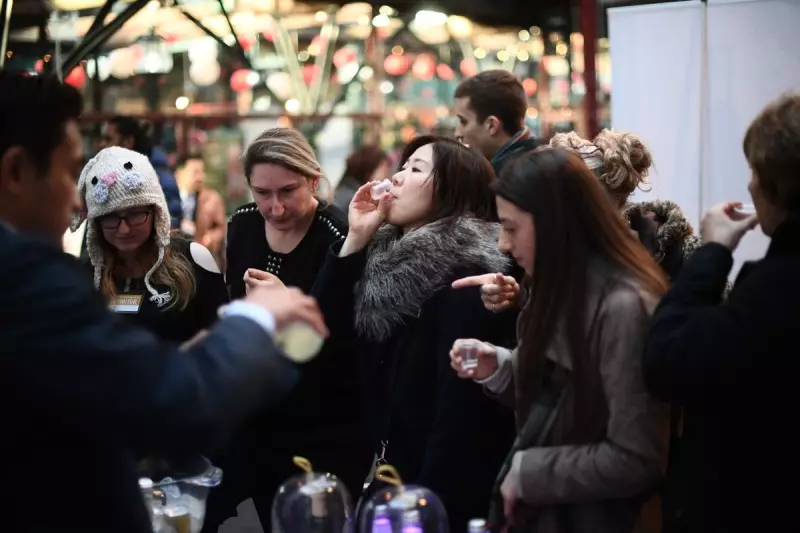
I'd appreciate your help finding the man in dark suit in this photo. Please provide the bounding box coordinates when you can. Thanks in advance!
[0,71,328,533]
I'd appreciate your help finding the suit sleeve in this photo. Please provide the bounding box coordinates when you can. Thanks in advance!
[516,287,668,505]
[2,243,299,456]
[643,243,797,406]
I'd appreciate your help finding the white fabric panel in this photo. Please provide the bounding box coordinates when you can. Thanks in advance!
[704,0,800,275]
[608,1,706,228]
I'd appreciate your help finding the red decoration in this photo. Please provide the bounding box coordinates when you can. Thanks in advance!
[459,58,478,77]
[436,63,454,81]
[230,68,258,93]
[302,64,320,85]
[522,78,538,96]
[411,54,435,81]
[309,35,326,56]
[64,66,86,88]
[384,54,409,77]
[333,47,357,69]
[238,35,255,52]
[34,59,44,73]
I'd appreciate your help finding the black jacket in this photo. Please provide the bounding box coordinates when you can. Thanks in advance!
[0,224,299,533]
[643,215,800,533]
[312,218,516,532]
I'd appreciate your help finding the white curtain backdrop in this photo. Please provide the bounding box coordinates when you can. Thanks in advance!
[609,0,800,277]
[608,1,706,228]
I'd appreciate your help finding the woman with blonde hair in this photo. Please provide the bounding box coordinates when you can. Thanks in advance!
[71,146,228,343]
[550,130,700,281]
[203,127,371,533]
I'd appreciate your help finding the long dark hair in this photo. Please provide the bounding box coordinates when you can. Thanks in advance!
[399,135,497,223]
[492,147,668,432]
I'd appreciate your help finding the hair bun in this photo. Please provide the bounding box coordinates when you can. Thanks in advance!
[594,130,653,199]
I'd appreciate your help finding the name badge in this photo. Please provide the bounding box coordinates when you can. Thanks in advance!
[111,293,143,314]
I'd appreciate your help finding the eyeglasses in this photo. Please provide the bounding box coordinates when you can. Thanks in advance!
[99,210,151,230]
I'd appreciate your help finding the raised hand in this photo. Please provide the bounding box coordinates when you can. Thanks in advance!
[340,181,393,256]
[700,201,759,251]
[452,272,521,312]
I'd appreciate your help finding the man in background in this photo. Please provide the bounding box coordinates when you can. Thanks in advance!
[175,153,226,264]
[453,70,538,175]
[101,116,182,228]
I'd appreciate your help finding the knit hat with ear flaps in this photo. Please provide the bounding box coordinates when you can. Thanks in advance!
[71,146,172,306]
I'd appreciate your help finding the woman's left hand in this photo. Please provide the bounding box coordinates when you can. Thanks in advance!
[501,455,523,525]
[244,268,285,294]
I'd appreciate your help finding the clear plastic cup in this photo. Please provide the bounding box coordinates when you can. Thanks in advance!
[456,340,480,371]
[735,203,756,215]
[371,179,392,201]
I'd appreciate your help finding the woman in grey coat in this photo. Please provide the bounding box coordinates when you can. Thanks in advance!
[451,148,670,533]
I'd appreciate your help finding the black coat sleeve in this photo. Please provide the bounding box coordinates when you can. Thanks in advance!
[310,240,367,339]
[1,241,299,456]
[417,285,515,529]
[225,214,246,299]
[190,244,231,331]
[643,242,797,406]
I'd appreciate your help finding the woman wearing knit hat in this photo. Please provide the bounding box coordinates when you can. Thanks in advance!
[72,146,229,343]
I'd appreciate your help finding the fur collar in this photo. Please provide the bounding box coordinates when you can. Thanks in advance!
[354,217,510,342]
[623,199,701,262]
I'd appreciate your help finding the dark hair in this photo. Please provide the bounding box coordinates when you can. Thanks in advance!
[175,153,204,170]
[454,70,527,137]
[0,72,83,175]
[743,93,800,211]
[108,115,151,156]
[399,135,497,222]
[493,147,668,434]
[342,145,388,186]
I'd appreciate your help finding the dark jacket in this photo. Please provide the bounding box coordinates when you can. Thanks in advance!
[150,147,182,229]
[312,218,517,532]
[643,214,800,533]
[490,127,539,177]
[0,224,299,533]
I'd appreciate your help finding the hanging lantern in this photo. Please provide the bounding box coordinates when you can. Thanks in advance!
[459,58,478,78]
[109,47,136,79]
[64,66,86,88]
[411,54,435,81]
[333,47,357,69]
[302,64,320,85]
[189,60,221,86]
[522,78,538,96]
[238,34,256,52]
[435,63,454,81]
[230,68,259,93]
[266,71,293,100]
[384,54,409,77]
[308,35,326,56]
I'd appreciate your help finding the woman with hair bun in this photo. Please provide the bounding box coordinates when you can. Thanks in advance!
[550,131,701,281]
